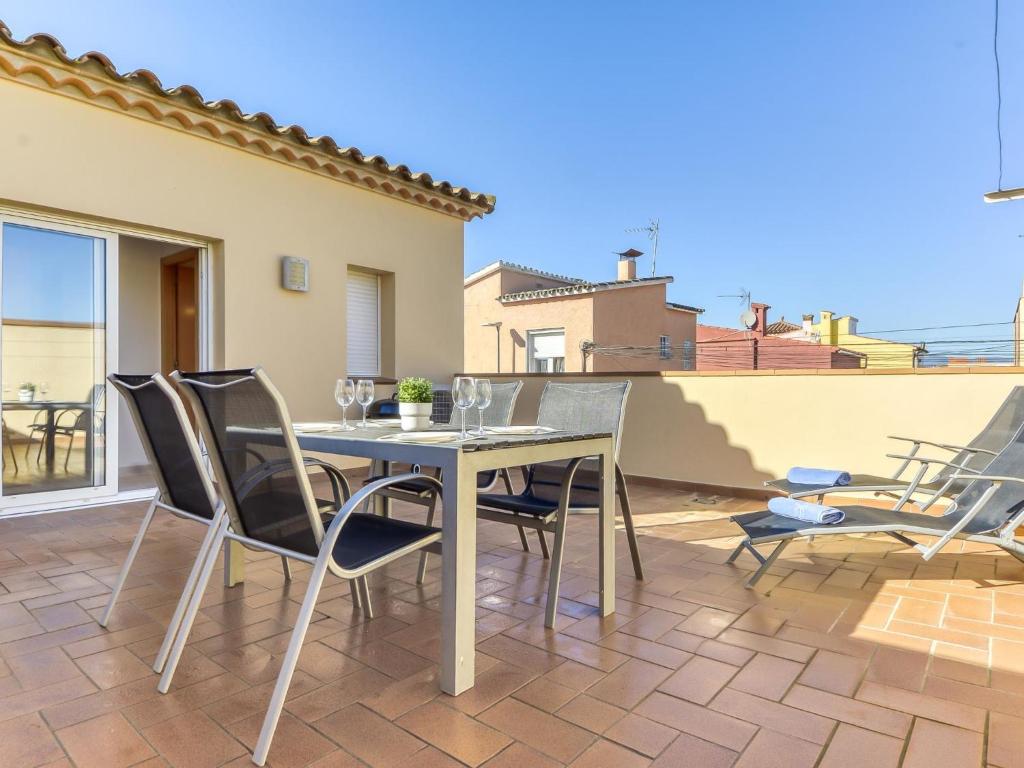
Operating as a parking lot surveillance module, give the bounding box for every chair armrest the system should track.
[235,457,351,504]
[887,435,996,457]
[947,474,1024,485]
[917,478,1007,560]
[885,454,982,472]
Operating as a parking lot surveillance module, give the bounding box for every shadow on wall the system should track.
[493,373,774,491]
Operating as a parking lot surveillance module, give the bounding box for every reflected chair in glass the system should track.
[166,367,441,766]
[2,418,17,474]
[476,381,645,627]
[24,409,51,463]
[364,380,529,583]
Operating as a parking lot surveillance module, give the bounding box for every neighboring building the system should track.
[0,22,492,513]
[697,303,865,371]
[775,311,924,369]
[464,251,703,373]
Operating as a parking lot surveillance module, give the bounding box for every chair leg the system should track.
[357,577,374,619]
[158,517,229,693]
[64,436,73,472]
[252,553,332,766]
[544,508,570,628]
[280,556,292,581]
[99,495,158,628]
[153,509,225,674]
[745,540,791,589]
[417,494,439,584]
[514,514,531,553]
[349,578,361,608]
[616,470,644,580]
[725,539,747,564]
[536,530,550,559]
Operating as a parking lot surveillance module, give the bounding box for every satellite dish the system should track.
[740,310,757,329]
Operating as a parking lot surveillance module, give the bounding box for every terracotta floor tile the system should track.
[75,647,153,690]
[398,700,512,767]
[865,646,929,692]
[444,661,535,717]
[556,694,627,734]
[728,653,802,701]
[481,743,561,768]
[542,660,607,692]
[902,719,983,768]
[783,684,911,738]
[649,732,737,768]
[855,680,987,731]
[798,650,868,697]
[709,688,835,745]
[7,647,81,689]
[360,666,440,720]
[142,709,246,768]
[676,607,738,639]
[229,710,338,768]
[988,711,1024,768]
[733,728,821,768]
[658,655,738,705]
[285,667,392,722]
[0,711,64,767]
[478,698,595,764]
[568,738,649,768]
[586,658,671,709]
[56,712,156,768]
[514,677,578,713]
[817,723,903,768]
[315,703,425,767]
[604,713,678,758]
[635,691,756,752]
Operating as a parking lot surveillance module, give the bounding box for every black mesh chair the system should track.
[165,367,441,766]
[476,381,644,627]
[104,373,228,678]
[365,381,526,583]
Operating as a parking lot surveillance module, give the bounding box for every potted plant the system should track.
[17,382,35,403]
[397,377,433,431]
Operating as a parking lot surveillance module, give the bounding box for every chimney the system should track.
[802,313,814,335]
[615,248,643,281]
[751,302,770,337]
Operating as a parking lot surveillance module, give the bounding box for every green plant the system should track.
[18,382,34,392]
[397,377,433,404]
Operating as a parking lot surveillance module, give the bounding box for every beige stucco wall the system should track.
[0,76,467,420]
[488,369,1024,493]
[464,271,595,373]
[591,284,697,372]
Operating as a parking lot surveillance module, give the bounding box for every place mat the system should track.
[292,422,343,433]
[485,425,559,435]
[377,431,463,444]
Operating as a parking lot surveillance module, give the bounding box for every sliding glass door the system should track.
[0,217,117,509]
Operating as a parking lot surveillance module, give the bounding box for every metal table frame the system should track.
[226,427,616,695]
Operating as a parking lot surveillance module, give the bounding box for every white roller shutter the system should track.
[531,330,565,358]
[346,270,380,376]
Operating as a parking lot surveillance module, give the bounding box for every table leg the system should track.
[440,451,477,695]
[45,407,56,474]
[374,460,391,517]
[599,445,615,616]
[224,540,246,587]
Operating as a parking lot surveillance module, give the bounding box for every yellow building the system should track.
[803,311,924,369]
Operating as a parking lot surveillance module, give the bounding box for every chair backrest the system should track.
[109,373,218,521]
[523,381,630,507]
[431,389,454,424]
[935,386,1024,480]
[172,368,324,555]
[950,418,1024,531]
[446,380,523,427]
[536,381,631,458]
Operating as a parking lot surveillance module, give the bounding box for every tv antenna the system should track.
[717,288,756,328]
[626,219,660,276]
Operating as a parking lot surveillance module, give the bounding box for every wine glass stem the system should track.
[341,406,347,429]
[461,408,466,439]
[361,405,367,427]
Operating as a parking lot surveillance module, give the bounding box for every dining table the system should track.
[2,399,93,474]
[225,421,617,696]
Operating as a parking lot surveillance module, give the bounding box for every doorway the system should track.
[161,249,199,374]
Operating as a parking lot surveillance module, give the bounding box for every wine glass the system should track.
[334,378,356,431]
[452,376,476,439]
[39,381,49,401]
[355,379,375,428]
[473,378,492,436]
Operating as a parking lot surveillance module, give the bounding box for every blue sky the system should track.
[2,2,1022,336]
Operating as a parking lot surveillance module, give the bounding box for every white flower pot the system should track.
[399,402,432,431]
[17,389,33,403]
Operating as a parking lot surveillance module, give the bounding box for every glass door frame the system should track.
[0,213,119,511]
[0,208,213,516]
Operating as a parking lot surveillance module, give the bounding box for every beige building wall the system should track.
[489,369,1024,493]
[464,271,594,373]
[0,76,469,421]
[591,285,697,372]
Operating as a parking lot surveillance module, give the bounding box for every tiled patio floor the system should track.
[0,481,1022,767]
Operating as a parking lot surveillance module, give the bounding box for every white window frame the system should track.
[659,335,671,359]
[527,328,566,373]
[346,269,382,378]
